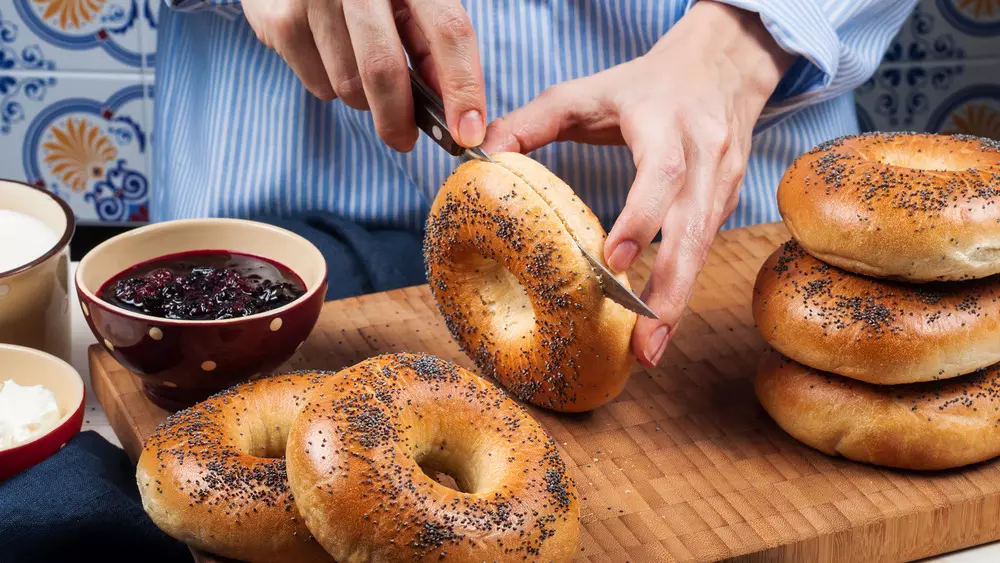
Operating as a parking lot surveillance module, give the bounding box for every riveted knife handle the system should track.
[409,69,464,156]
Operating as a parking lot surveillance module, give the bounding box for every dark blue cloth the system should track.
[256,213,427,300]
[0,431,191,563]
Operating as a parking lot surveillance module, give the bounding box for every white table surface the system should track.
[66,264,994,562]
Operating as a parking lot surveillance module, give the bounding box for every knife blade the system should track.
[576,244,659,319]
[410,67,656,319]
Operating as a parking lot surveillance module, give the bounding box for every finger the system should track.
[482,76,623,154]
[253,4,335,100]
[394,4,440,98]
[409,0,486,147]
[632,129,730,367]
[715,149,746,222]
[632,195,714,367]
[343,0,417,152]
[309,0,366,109]
[603,113,686,273]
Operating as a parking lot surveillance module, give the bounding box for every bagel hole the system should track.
[415,448,473,493]
[876,148,985,171]
[249,434,288,459]
[239,396,298,459]
[456,251,534,336]
[421,467,465,493]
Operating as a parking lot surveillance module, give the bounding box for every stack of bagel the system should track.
[753,132,1000,470]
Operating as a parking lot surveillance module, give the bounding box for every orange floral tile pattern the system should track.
[42,117,117,192]
[956,0,1000,18]
[31,0,106,30]
[942,102,1000,139]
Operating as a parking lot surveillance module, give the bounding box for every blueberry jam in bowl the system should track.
[76,219,327,410]
[99,251,306,321]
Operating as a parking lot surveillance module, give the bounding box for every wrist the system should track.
[674,1,795,103]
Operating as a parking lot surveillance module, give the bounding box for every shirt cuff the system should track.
[163,0,243,19]
[686,0,840,103]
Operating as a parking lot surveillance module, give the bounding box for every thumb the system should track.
[482,77,619,154]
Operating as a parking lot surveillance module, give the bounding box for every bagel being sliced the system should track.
[424,152,637,412]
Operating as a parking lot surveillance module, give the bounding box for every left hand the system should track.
[482,1,794,367]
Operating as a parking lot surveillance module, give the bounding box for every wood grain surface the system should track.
[91,222,1000,562]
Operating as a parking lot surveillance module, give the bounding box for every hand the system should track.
[242,0,487,151]
[483,1,794,367]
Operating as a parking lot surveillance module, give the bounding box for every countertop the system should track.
[67,265,995,562]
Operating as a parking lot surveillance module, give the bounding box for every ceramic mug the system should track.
[0,180,75,362]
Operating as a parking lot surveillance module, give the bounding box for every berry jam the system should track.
[99,250,306,320]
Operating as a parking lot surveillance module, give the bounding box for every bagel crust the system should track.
[136,372,334,563]
[753,240,1000,384]
[756,350,1000,470]
[778,132,1000,281]
[424,152,637,412]
[285,353,580,562]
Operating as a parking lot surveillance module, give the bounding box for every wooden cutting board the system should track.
[91,221,1000,563]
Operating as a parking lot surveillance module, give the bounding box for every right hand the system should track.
[242,0,487,152]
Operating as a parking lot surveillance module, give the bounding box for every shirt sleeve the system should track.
[163,0,243,18]
[696,0,917,126]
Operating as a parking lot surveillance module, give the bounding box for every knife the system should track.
[409,68,495,164]
[576,246,659,319]
[409,68,658,320]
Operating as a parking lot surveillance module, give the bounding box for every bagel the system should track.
[285,353,580,562]
[777,132,1000,281]
[756,349,1000,470]
[137,372,333,563]
[753,240,1000,384]
[424,152,637,412]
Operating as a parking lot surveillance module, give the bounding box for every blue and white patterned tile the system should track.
[887,0,1000,63]
[884,1,969,64]
[141,72,153,187]
[0,74,151,223]
[924,66,1000,138]
[935,0,1000,43]
[0,5,57,74]
[0,0,154,73]
[139,0,157,71]
[855,60,1000,139]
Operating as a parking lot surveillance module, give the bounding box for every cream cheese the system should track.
[0,379,62,450]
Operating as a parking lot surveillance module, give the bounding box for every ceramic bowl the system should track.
[0,180,74,362]
[0,344,85,481]
[75,218,327,410]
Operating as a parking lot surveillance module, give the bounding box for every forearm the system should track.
[693,0,917,125]
[658,2,795,113]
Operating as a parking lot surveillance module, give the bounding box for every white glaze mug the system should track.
[0,180,74,362]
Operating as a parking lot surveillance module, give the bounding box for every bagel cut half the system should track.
[424,152,637,412]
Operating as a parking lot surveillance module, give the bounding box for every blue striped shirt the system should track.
[155,0,915,232]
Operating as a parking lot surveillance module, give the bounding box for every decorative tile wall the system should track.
[0,0,154,225]
[0,0,999,224]
[855,0,1000,137]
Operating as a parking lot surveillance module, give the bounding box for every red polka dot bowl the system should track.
[0,344,85,481]
[75,219,327,410]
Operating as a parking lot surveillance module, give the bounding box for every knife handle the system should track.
[409,69,465,156]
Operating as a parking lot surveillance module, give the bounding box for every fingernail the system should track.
[607,241,639,272]
[644,325,669,366]
[458,110,485,147]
